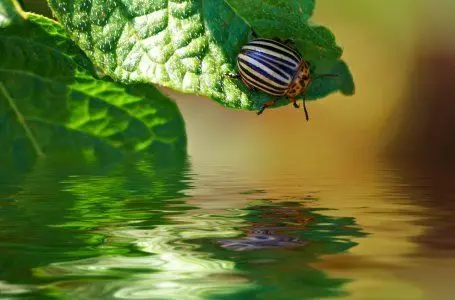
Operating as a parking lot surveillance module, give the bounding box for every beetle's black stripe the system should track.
[242,44,300,68]
[242,52,293,81]
[243,77,285,96]
[251,38,302,60]
[241,70,286,96]
[242,48,298,69]
[238,61,287,95]
[247,41,301,64]
[248,39,301,63]
[246,50,297,76]
[238,55,289,86]
[237,61,288,92]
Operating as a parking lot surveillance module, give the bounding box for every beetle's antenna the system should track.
[302,74,336,121]
[303,99,309,121]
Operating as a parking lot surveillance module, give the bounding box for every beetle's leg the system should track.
[302,96,310,121]
[257,98,277,115]
[289,97,300,109]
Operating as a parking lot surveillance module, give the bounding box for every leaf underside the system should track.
[48,0,355,111]
[0,6,186,163]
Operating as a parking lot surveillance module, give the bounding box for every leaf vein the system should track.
[0,68,156,138]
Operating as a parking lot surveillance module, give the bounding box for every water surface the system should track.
[1,154,454,300]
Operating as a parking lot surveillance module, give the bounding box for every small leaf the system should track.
[306,59,355,100]
[48,0,354,112]
[0,4,186,164]
[224,0,342,60]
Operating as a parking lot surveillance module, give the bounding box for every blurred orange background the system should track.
[163,2,455,299]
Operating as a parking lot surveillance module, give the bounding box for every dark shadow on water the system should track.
[386,37,455,255]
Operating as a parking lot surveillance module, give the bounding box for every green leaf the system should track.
[0,4,186,164]
[48,0,354,111]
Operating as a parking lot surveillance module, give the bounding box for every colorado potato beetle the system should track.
[228,33,336,119]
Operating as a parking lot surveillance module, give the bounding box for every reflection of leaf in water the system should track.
[56,156,193,231]
[17,155,255,300]
[0,158,367,300]
[36,211,255,299]
[0,150,191,298]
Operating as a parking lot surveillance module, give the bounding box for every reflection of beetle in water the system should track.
[218,227,307,251]
[217,203,313,251]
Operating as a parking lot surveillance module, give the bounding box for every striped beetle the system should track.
[228,33,336,119]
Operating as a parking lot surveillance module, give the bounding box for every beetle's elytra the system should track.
[228,33,336,120]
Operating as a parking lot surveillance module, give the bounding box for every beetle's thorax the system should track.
[285,61,311,98]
